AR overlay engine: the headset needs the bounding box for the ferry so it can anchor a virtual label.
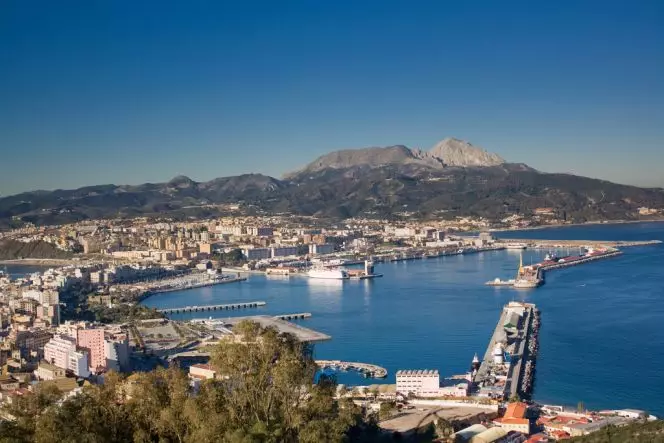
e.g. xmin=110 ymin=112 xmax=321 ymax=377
xmin=307 ymin=267 xmax=349 ymax=280
xmin=506 ymin=243 xmax=527 ymax=250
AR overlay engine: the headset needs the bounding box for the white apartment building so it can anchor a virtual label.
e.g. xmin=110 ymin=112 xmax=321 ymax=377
xmin=396 ymin=369 xmax=440 ymax=396
xmin=43 ymin=335 xmax=90 ymax=378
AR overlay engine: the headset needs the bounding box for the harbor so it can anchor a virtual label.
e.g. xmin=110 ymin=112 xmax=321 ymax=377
xmin=140 ymin=222 xmax=664 ymax=416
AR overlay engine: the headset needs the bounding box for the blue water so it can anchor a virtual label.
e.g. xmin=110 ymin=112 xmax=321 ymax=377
xmin=140 ymin=222 xmax=664 ymax=416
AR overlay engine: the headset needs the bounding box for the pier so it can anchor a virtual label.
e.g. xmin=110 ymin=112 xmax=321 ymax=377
xmin=273 ymin=312 xmax=312 ymax=320
xmin=315 ymin=360 xmax=388 ymax=378
xmin=486 ymin=249 xmax=624 ymax=288
xmin=158 ymin=301 xmax=266 ymax=314
xmin=474 ymin=302 xmax=539 ymax=400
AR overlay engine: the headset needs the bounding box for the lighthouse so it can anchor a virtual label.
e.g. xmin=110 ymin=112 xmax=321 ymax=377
xmin=471 ymin=353 xmax=481 ymax=372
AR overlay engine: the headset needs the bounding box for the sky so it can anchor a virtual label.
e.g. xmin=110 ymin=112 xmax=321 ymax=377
xmin=1 ymin=0 xmax=663 ymax=196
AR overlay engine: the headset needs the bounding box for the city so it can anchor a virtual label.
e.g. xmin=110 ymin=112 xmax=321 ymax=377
xmin=2 ymin=1 xmax=664 ymax=441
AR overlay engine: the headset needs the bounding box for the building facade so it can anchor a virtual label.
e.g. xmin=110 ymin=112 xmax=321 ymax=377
xmin=43 ymin=336 xmax=90 ymax=378
xmin=396 ymin=369 xmax=440 ymax=396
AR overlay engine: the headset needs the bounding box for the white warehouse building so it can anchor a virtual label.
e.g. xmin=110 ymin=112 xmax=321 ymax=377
xmin=396 ymin=369 xmax=440 ymax=396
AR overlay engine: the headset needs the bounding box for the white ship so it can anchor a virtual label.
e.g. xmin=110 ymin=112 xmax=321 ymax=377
xmin=307 ymin=267 xmax=349 ymax=280
xmin=506 ymin=243 xmax=527 ymax=250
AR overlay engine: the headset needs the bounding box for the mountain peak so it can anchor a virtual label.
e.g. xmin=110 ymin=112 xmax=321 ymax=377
xmin=168 ymin=175 xmax=196 ymax=187
xmin=429 ymin=138 xmax=505 ymax=167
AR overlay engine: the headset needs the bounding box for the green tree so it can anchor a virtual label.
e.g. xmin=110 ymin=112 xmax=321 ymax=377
xmin=0 ymin=321 xmax=379 ymax=443
xmin=379 ymin=402 xmax=397 ymax=420
xmin=577 ymin=401 xmax=585 ymax=413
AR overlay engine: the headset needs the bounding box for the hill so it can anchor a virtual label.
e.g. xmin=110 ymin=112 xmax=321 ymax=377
xmin=0 ymin=239 xmax=73 ymax=260
xmin=569 ymin=420 xmax=664 ymax=442
xmin=1 ymin=139 xmax=663 ymax=226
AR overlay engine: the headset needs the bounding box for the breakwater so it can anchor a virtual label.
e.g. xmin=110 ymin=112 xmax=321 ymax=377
xmin=520 ymin=307 xmax=540 ymax=399
xmin=474 ymin=302 xmax=538 ymax=400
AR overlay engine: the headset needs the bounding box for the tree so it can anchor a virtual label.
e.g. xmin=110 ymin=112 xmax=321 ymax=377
xmin=435 ymin=417 xmax=455 ymax=440
xmin=1 ymin=321 xmax=380 ymax=442
xmin=577 ymin=401 xmax=585 ymax=413
xmin=508 ymin=393 xmax=521 ymax=403
xmin=379 ymin=402 xmax=397 ymax=420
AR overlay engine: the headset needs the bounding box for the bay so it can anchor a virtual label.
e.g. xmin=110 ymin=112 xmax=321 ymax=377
xmin=139 ymin=222 xmax=664 ymax=416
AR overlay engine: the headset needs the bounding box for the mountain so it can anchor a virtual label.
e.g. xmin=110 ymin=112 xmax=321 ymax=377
xmin=427 ymin=137 xmax=505 ymax=167
xmin=1 ymin=139 xmax=663 ymax=226
xmin=285 ymin=137 xmax=504 ymax=179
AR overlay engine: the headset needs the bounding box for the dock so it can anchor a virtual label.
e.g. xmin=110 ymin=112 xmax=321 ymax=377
xmin=158 ymin=301 xmax=266 ymax=314
xmin=486 ymin=249 xmax=624 ymax=288
xmin=273 ymin=312 xmax=312 ymax=320
xmin=474 ymin=302 xmax=539 ymax=400
xmin=315 ymin=360 xmax=388 ymax=378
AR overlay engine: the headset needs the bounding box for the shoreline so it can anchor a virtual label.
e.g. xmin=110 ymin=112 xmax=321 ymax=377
xmin=489 ymin=218 xmax=664 ymax=233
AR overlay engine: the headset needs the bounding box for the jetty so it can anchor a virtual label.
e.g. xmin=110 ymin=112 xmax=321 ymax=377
xmin=474 ymin=302 xmax=539 ymax=400
xmin=273 ymin=312 xmax=312 ymax=320
xmin=316 ymin=360 xmax=388 ymax=378
xmin=158 ymin=301 xmax=266 ymax=314
xmin=486 ymin=249 xmax=623 ymax=288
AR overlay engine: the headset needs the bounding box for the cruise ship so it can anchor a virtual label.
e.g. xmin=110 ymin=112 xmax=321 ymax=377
xmin=307 ymin=267 xmax=349 ymax=280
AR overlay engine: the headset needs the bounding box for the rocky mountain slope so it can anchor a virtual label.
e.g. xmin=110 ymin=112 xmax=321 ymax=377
xmin=1 ymin=139 xmax=662 ymax=226
xmin=285 ymin=138 xmax=503 ymax=178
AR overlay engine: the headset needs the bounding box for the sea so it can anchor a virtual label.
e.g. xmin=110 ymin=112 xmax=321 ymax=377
xmin=8 ymin=222 xmax=664 ymax=415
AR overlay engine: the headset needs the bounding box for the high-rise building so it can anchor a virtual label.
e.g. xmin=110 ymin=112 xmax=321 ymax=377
xmin=77 ymin=329 xmax=105 ymax=373
xmin=43 ymin=336 xmax=90 ymax=378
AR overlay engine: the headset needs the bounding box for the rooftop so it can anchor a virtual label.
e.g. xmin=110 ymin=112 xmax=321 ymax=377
xmin=396 ymin=369 xmax=439 ymax=376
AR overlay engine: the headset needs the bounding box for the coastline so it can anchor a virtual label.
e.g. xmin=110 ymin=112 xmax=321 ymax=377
xmin=489 ymin=218 xmax=664 ymax=233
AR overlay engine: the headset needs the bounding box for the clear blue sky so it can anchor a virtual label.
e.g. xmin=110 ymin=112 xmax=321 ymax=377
xmin=1 ymin=0 xmax=663 ymax=195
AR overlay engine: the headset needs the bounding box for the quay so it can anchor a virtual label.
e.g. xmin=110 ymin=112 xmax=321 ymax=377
xmin=473 ymin=302 xmax=540 ymax=400
xmin=158 ymin=300 xmax=266 ymax=314
xmin=316 ymin=360 xmax=388 ymax=378
xmin=499 ymin=239 xmax=661 ymax=249
xmin=273 ymin=312 xmax=312 ymax=320
xmin=222 ymin=315 xmax=331 ymax=343
xmin=486 ymin=249 xmax=624 ymax=288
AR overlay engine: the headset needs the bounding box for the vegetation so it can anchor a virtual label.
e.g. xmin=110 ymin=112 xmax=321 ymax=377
xmin=569 ymin=420 xmax=664 ymax=443
xmin=0 ymin=240 xmax=72 ymax=260
xmin=0 ymin=321 xmax=386 ymax=443
xmin=87 ymin=304 xmax=164 ymax=324
xmin=215 ymin=248 xmax=246 ymax=266
xmin=2 ymin=162 xmax=664 ymax=226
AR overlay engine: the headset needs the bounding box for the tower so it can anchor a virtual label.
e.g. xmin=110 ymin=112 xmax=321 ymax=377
xmin=471 ymin=353 xmax=481 ymax=371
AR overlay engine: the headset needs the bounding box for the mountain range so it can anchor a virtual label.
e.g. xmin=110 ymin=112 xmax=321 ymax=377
xmin=1 ymin=138 xmax=663 ymax=227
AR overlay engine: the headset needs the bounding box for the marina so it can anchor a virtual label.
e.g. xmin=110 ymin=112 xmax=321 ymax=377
xmin=316 ymin=360 xmax=388 ymax=378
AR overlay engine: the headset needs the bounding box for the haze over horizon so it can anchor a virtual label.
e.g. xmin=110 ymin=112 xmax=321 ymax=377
xmin=1 ymin=1 xmax=663 ymax=196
